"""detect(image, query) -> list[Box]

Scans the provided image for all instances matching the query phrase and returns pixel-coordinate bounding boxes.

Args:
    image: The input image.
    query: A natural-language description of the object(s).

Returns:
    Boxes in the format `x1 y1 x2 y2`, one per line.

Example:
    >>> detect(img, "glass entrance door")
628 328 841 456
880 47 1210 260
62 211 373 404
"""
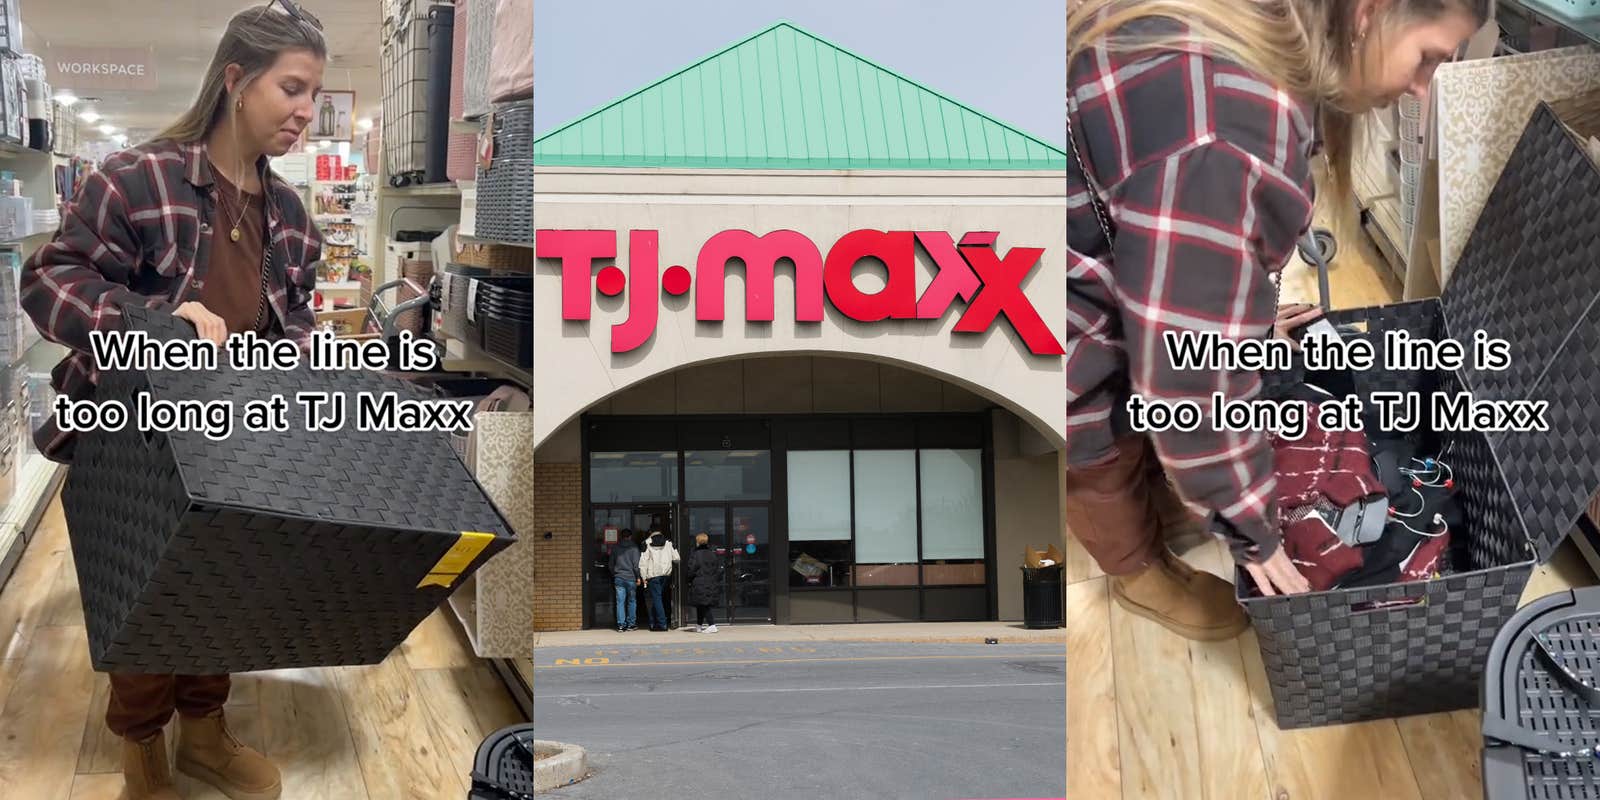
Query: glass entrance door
685 505 771 624
590 503 676 630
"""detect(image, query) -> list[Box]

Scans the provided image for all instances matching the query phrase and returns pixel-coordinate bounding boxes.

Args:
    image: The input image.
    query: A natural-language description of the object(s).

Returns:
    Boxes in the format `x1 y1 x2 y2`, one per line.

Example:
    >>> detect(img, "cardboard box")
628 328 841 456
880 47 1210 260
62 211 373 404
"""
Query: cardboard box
1024 544 1063 569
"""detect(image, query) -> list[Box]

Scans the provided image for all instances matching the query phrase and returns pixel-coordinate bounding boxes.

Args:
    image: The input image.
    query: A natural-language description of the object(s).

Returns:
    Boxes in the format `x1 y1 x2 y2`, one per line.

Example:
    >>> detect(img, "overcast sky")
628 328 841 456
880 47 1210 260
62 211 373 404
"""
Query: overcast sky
533 0 1065 147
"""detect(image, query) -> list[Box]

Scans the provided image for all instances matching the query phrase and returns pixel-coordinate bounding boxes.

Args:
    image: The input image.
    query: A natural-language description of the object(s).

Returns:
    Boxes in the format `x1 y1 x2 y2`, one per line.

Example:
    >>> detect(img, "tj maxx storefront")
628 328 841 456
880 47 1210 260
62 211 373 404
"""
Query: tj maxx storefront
520 23 1068 631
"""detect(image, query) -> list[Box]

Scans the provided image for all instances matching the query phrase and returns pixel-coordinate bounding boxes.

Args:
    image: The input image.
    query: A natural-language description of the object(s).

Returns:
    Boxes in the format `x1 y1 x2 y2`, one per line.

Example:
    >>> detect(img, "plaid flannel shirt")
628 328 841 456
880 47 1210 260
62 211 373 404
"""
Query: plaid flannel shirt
1066 30 1317 562
21 139 322 462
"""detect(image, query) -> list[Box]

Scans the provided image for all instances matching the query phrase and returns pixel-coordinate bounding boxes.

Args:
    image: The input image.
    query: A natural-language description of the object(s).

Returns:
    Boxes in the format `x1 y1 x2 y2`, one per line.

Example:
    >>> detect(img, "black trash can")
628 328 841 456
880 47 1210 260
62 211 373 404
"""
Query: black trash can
1021 565 1064 629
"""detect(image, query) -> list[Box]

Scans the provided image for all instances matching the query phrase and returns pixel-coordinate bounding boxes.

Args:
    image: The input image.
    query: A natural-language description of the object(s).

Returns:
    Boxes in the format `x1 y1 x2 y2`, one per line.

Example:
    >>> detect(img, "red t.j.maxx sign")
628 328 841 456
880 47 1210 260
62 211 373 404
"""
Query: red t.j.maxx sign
536 229 1065 356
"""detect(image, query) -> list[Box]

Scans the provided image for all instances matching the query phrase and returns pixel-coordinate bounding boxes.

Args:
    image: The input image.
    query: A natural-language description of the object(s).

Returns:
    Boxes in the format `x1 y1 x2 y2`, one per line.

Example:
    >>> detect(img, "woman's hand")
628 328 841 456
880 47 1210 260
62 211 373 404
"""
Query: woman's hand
174 301 227 347
1244 545 1312 596
1273 303 1323 349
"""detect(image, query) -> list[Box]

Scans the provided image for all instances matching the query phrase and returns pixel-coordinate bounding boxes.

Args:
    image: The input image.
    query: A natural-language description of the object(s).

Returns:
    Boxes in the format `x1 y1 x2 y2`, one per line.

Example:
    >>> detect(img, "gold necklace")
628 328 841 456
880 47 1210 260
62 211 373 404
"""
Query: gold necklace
223 190 252 242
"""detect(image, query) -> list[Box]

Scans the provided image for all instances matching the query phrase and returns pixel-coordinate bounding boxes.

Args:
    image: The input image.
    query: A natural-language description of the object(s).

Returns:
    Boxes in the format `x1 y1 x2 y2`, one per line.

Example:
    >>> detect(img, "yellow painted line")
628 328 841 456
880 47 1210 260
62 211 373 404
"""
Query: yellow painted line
534 652 1066 670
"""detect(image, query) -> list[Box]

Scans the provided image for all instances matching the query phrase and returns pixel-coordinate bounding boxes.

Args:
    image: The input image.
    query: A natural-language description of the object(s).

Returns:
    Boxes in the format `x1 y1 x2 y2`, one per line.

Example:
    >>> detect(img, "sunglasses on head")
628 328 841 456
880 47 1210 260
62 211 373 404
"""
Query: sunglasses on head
268 0 323 30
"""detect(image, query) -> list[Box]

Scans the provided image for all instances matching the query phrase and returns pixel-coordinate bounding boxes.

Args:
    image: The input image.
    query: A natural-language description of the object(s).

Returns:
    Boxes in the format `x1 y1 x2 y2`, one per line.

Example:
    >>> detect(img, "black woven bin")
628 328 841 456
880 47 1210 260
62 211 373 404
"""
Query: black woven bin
1482 586 1600 799
64 306 517 674
1240 102 1600 729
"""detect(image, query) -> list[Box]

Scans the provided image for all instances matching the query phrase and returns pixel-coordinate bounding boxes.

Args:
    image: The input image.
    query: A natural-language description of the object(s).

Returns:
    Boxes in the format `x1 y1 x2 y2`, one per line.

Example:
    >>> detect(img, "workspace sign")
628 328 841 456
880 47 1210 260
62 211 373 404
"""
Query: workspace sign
49 46 158 91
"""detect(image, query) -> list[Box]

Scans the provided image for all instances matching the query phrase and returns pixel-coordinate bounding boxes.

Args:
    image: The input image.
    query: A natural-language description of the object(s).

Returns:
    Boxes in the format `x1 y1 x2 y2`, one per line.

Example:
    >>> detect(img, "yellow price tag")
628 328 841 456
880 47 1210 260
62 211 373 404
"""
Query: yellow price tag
417 531 496 589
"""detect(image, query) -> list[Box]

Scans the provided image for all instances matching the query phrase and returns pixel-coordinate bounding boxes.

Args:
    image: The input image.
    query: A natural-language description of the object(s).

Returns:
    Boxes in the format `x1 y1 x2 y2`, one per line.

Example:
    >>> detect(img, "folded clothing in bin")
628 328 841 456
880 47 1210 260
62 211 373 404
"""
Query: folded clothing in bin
63 305 516 674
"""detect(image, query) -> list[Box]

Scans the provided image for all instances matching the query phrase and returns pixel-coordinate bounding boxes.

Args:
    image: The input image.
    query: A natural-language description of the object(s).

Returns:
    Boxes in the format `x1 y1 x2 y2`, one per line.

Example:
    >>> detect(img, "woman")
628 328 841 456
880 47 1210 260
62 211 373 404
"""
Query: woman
685 533 723 633
21 4 327 799
1064 0 1484 639
639 531 682 631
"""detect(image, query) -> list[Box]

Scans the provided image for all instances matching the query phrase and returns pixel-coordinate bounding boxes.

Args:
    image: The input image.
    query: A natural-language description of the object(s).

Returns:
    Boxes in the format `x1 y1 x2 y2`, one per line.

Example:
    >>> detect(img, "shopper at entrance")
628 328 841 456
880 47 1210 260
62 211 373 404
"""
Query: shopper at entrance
610 529 644 631
686 533 723 633
639 531 681 631
18 5 328 800
1065 1 1484 639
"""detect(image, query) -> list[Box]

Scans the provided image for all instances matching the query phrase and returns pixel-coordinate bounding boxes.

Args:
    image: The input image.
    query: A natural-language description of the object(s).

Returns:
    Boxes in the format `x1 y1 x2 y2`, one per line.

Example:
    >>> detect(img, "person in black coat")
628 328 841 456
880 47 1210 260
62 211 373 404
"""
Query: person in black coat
684 533 723 633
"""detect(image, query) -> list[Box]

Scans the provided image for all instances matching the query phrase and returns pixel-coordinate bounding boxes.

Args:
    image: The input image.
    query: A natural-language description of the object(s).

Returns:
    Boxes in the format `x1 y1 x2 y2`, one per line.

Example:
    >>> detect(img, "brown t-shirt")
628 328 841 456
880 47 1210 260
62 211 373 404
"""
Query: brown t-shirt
201 164 268 335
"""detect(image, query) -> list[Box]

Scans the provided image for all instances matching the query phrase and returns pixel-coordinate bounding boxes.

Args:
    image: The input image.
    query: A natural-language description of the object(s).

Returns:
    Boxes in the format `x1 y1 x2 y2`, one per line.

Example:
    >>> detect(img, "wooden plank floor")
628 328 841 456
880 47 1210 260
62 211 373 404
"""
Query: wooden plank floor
1065 195 1600 799
0 494 525 800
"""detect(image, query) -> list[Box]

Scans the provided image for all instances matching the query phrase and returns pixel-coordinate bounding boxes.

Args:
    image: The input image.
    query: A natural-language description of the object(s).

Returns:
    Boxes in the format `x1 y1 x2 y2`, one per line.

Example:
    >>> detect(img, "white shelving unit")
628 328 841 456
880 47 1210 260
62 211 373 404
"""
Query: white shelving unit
0 143 70 591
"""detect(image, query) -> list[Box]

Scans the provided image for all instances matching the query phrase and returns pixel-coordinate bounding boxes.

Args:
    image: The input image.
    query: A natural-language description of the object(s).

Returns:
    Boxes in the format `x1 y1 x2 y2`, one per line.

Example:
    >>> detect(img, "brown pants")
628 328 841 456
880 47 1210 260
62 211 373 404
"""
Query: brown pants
1063 435 1164 576
106 673 231 741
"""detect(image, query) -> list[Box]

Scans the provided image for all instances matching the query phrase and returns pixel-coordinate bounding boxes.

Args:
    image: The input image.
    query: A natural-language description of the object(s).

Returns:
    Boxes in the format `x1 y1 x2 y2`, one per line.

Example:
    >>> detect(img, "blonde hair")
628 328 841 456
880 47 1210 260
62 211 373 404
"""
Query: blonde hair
695 533 709 546
154 6 326 144
1068 0 1488 199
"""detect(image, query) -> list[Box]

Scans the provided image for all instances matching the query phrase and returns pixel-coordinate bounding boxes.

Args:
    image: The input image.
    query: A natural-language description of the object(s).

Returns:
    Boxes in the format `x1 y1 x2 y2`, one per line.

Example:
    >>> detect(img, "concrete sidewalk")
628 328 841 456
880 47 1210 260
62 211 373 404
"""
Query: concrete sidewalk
531 620 1065 648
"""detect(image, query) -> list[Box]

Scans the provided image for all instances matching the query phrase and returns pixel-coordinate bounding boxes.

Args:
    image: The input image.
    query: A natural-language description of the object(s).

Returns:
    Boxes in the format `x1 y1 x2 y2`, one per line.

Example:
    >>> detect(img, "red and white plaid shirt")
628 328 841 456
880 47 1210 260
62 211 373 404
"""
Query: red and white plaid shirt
21 139 322 462
1066 25 1317 562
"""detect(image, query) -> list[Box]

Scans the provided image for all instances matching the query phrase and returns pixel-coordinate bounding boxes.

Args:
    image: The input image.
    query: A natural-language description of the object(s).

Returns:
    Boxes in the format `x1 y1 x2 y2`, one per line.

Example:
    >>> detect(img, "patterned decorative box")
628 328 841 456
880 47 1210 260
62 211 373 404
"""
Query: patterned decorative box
63 305 517 673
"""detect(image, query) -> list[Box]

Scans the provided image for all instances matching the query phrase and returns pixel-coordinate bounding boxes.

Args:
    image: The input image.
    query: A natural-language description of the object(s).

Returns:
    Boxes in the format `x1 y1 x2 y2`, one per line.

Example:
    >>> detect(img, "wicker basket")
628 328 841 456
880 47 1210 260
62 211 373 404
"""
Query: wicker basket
1243 103 1600 729
455 242 533 272
63 306 516 674
395 255 436 334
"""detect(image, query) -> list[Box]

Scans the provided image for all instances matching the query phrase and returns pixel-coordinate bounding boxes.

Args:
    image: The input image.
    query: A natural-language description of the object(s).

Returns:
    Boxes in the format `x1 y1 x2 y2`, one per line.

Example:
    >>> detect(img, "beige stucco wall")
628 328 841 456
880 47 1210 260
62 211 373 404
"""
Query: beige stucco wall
993 405 1064 621
530 167 1066 452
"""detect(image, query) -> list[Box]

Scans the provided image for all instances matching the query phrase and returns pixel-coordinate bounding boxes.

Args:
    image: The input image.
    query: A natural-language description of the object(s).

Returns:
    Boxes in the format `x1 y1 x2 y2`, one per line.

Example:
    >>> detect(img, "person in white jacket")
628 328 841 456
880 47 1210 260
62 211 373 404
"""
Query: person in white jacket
639 531 681 632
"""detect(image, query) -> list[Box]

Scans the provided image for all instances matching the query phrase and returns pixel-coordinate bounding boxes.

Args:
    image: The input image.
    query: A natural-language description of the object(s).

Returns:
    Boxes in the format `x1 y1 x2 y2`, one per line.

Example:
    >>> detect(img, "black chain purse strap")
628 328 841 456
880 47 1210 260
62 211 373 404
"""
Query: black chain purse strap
1066 95 1115 251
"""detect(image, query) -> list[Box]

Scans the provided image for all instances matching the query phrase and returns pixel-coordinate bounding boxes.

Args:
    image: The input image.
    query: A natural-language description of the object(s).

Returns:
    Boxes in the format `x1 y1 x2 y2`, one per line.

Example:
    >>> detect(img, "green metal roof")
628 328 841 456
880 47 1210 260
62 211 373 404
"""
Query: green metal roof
534 21 1066 171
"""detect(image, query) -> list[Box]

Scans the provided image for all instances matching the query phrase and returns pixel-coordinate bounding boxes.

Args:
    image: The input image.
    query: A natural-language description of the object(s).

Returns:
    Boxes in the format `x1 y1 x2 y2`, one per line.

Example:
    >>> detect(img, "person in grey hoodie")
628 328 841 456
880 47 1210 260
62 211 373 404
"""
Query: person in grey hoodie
609 529 644 632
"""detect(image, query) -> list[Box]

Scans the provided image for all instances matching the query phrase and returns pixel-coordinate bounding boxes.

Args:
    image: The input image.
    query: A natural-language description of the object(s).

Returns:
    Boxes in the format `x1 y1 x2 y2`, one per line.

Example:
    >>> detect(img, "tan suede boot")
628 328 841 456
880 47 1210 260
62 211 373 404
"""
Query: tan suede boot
117 729 182 800
175 711 281 800
1111 548 1249 641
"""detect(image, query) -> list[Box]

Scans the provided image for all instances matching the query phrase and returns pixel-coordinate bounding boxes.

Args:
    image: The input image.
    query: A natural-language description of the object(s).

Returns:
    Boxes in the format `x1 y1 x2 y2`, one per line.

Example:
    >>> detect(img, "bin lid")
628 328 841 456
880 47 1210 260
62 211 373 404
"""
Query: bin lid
1439 102 1600 563
116 306 514 541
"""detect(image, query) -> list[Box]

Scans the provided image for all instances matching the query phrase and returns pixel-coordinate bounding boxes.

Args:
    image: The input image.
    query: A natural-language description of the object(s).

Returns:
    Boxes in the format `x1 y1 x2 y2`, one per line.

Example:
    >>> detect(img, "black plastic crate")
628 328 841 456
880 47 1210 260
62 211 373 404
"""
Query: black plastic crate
1482 586 1600 800
1240 103 1600 729
468 723 537 799
64 306 517 674
482 313 531 368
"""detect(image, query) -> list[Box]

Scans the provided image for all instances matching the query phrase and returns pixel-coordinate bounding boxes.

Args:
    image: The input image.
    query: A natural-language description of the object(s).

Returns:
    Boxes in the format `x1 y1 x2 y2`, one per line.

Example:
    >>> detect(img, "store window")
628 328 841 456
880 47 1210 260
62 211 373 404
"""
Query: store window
786 450 852 587
853 450 919 586
786 447 987 590
589 451 678 503
685 450 772 501
919 449 985 585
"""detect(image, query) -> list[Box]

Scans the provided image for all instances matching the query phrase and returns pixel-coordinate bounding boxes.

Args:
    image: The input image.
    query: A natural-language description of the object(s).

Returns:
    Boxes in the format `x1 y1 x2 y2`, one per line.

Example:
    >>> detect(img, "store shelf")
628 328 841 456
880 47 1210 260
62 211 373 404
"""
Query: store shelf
0 142 48 160
383 183 461 197
320 281 363 291
458 234 534 250
442 334 532 388
1501 0 1600 48
0 454 69 592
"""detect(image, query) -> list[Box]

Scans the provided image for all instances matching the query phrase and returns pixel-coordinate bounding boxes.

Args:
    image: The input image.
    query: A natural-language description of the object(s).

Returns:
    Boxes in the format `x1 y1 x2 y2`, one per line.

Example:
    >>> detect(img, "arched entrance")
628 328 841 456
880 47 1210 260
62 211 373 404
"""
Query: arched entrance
535 353 1062 630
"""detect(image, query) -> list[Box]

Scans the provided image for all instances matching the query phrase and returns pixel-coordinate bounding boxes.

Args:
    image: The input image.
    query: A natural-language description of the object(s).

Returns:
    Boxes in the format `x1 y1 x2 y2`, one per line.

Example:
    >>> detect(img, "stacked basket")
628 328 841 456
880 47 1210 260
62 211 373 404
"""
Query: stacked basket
1397 93 1425 248
474 102 533 244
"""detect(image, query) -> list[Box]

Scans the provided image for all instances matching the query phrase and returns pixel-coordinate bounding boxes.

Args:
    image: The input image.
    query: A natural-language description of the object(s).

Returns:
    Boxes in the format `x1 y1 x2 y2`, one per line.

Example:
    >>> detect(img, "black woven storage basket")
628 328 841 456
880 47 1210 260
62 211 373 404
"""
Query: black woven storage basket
1482 586 1600 800
63 306 517 674
474 102 533 244
1241 102 1600 729
468 723 537 799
